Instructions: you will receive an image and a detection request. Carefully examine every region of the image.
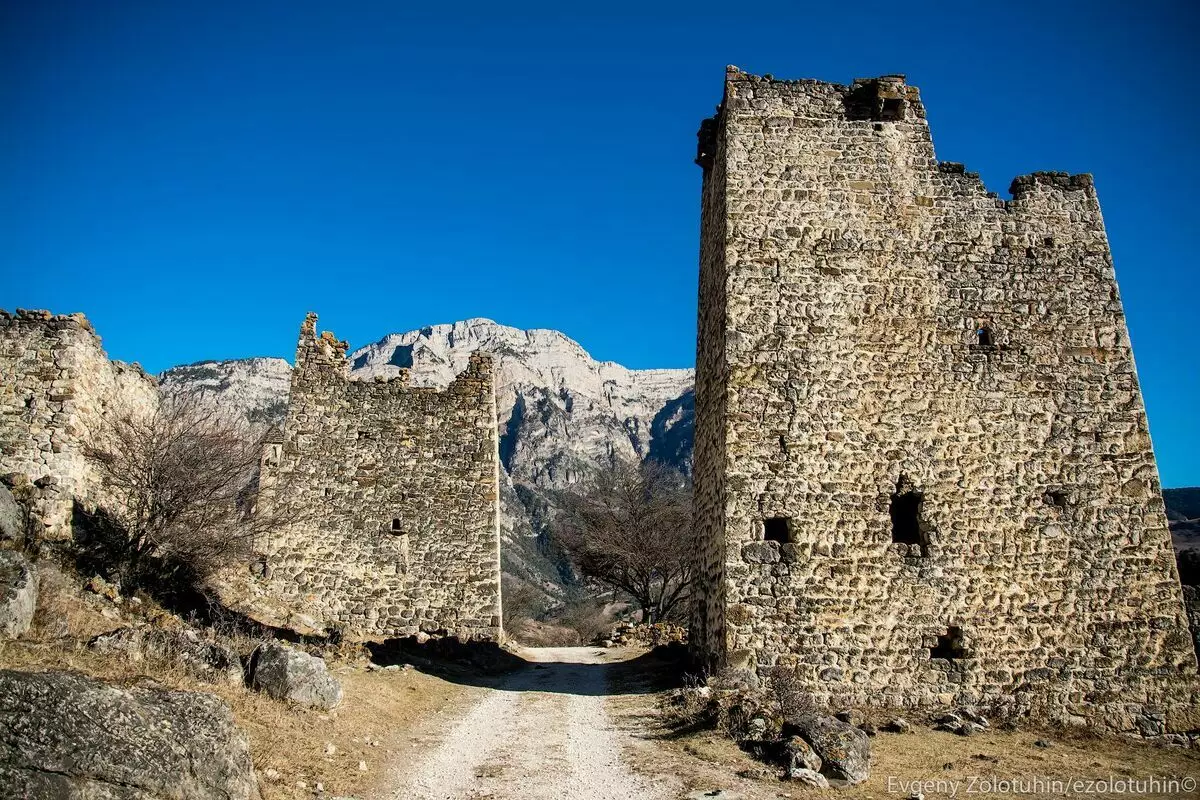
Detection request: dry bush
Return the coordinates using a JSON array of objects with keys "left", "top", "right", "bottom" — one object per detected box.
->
[
  {"left": 763, "top": 664, "right": 816, "bottom": 721},
  {"left": 552, "top": 460, "right": 693, "bottom": 625},
  {"left": 81, "top": 395, "right": 292, "bottom": 595}
]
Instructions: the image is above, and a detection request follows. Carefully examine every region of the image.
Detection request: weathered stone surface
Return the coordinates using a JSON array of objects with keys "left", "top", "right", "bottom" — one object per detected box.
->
[
  {"left": 251, "top": 641, "right": 342, "bottom": 709},
  {"left": 0, "top": 310, "right": 159, "bottom": 540},
  {"left": 233, "top": 314, "right": 502, "bottom": 642},
  {"left": 0, "top": 669, "right": 259, "bottom": 799},
  {"left": 88, "top": 626, "right": 244, "bottom": 686},
  {"left": 781, "top": 734, "right": 822, "bottom": 772},
  {"left": 689, "top": 68, "right": 1198, "bottom": 729},
  {"left": 787, "top": 767, "right": 830, "bottom": 788},
  {"left": 0, "top": 485, "right": 23, "bottom": 542},
  {"left": 782, "top": 714, "right": 871, "bottom": 786},
  {"left": 0, "top": 550, "right": 38, "bottom": 639}
]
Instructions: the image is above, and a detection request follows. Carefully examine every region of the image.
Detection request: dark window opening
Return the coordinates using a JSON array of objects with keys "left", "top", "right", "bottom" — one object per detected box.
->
[
  {"left": 930, "top": 626, "right": 968, "bottom": 660},
  {"left": 976, "top": 326, "right": 994, "bottom": 346},
  {"left": 873, "top": 122, "right": 884, "bottom": 132},
  {"left": 1025, "top": 246, "right": 1036, "bottom": 259},
  {"left": 389, "top": 518, "right": 403, "bottom": 534},
  {"left": 778, "top": 435, "right": 789, "bottom": 456},
  {"left": 1044, "top": 490, "right": 1069, "bottom": 511},
  {"left": 764, "top": 517, "right": 791, "bottom": 544},
  {"left": 880, "top": 98, "right": 905, "bottom": 121},
  {"left": 1043, "top": 236, "right": 1056, "bottom": 248},
  {"left": 890, "top": 480, "right": 927, "bottom": 554}
]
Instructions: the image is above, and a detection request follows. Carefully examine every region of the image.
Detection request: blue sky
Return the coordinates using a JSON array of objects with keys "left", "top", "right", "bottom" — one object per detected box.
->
[{"left": 1, "top": 1, "right": 1197, "bottom": 486}]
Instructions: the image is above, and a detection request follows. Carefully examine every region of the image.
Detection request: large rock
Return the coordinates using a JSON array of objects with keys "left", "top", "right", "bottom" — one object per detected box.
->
[
  {"left": 782, "top": 713, "right": 871, "bottom": 786},
  {"left": 0, "top": 550, "right": 38, "bottom": 639},
  {"left": 89, "top": 626, "right": 244, "bottom": 686},
  {"left": 0, "top": 669, "right": 260, "bottom": 799},
  {"left": 251, "top": 641, "right": 342, "bottom": 709}
]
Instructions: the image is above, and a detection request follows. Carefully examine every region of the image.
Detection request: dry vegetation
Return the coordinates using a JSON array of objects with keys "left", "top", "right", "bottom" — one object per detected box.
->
[
  {"left": 0, "top": 559, "right": 476, "bottom": 800},
  {"left": 610, "top": 651, "right": 1200, "bottom": 800}
]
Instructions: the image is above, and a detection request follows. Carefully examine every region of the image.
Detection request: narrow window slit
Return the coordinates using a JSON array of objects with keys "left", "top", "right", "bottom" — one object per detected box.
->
[
  {"left": 390, "top": 518, "right": 403, "bottom": 534},
  {"left": 976, "top": 326, "right": 994, "bottom": 347},
  {"left": 890, "top": 478, "right": 927, "bottom": 556}
]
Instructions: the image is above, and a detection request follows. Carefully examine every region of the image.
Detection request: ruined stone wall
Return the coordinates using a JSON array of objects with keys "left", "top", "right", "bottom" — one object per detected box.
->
[
  {"left": 691, "top": 68, "right": 1196, "bottom": 729},
  {"left": 249, "top": 314, "right": 502, "bottom": 641},
  {"left": 0, "top": 310, "right": 159, "bottom": 539}
]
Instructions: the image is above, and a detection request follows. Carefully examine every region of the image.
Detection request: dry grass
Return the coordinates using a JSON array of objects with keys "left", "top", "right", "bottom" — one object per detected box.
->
[{"left": 0, "top": 559, "right": 476, "bottom": 800}]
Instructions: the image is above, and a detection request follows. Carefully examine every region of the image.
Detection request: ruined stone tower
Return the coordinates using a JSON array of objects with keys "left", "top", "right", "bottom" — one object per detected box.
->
[
  {"left": 247, "top": 313, "right": 502, "bottom": 641},
  {"left": 691, "top": 68, "right": 1195, "bottom": 722}
]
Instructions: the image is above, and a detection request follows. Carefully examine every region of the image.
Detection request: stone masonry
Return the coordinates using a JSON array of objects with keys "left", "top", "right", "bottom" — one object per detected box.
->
[
  {"left": 247, "top": 313, "right": 502, "bottom": 641},
  {"left": 0, "top": 309, "right": 159, "bottom": 540},
  {"left": 691, "top": 69, "right": 1197, "bottom": 731}
]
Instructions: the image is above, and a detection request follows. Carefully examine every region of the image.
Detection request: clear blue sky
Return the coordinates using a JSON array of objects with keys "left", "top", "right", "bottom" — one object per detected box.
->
[{"left": 1, "top": 1, "right": 1197, "bottom": 486}]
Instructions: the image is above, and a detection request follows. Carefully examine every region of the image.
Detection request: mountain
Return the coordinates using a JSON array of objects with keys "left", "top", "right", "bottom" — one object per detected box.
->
[{"left": 159, "top": 319, "right": 696, "bottom": 599}]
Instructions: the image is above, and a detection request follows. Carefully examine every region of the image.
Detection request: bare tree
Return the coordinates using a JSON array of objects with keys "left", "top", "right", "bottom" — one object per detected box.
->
[
  {"left": 552, "top": 460, "right": 693, "bottom": 624},
  {"left": 83, "top": 396, "right": 281, "bottom": 590}
]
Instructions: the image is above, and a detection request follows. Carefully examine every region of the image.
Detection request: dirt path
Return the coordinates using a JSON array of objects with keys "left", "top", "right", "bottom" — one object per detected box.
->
[{"left": 386, "top": 646, "right": 678, "bottom": 800}]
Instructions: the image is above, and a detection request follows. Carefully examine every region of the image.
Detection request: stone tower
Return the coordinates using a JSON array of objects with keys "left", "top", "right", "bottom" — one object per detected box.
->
[
  {"left": 691, "top": 68, "right": 1195, "bottom": 723},
  {"left": 246, "top": 313, "right": 503, "bottom": 641}
]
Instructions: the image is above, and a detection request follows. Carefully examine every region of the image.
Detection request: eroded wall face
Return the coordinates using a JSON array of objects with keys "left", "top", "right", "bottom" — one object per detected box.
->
[
  {"left": 252, "top": 316, "right": 502, "bottom": 641},
  {"left": 696, "top": 70, "right": 1195, "bottom": 714},
  {"left": 0, "top": 310, "right": 159, "bottom": 538}
]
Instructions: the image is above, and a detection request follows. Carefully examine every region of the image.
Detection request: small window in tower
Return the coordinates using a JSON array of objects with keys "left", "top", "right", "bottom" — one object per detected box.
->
[
  {"left": 890, "top": 480, "right": 926, "bottom": 554},
  {"left": 764, "top": 517, "right": 791, "bottom": 544},
  {"left": 976, "top": 326, "right": 994, "bottom": 347},
  {"left": 1043, "top": 236, "right": 1056, "bottom": 248},
  {"left": 1044, "top": 490, "right": 1069, "bottom": 511},
  {"left": 880, "top": 98, "right": 905, "bottom": 121},
  {"left": 390, "top": 518, "right": 404, "bottom": 534},
  {"left": 779, "top": 435, "right": 789, "bottom": 456},
  {"left": 930, "top": 626, "right": 968, "bottom": 661}
]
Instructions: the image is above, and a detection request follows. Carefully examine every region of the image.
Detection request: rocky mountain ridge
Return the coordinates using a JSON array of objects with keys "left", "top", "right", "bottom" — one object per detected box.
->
[{"left": 159, "top": 319, "right": 695, "bottom": 596}]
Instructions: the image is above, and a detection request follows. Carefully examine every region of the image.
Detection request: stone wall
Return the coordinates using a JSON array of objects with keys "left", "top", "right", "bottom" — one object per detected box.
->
[
  {"left": 247, "top": 314, "right": 502, "bottom": 641},
  {"left": 691, "top": 68, "right": 1197, "bottom": 731},
  {"left": 0, "top": 309, "right": 159, "bottom": 539}
]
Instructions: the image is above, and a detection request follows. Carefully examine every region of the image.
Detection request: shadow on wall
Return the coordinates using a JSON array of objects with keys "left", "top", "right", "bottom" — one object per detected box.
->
[{"left": 364, "top": 637, "right": 688, "bottom": 697}]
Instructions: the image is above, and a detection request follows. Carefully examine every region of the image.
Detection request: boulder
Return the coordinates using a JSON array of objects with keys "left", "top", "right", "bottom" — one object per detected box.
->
[
  {"left": 89, "top": 626, "right": 244, "bottom": 686},
  {"left": 251, "top": 641, "right": 342, "bottom": 709},
  {"left": 0, "top": 669, "right": 260, "bottom": 799},
  {"left": 882, "top": 717, "right": 912, "bottom": 733},
  {"left": 782, "top": 713, "right": 871, "bottom": 786},
  {"left": 0, "top": 550, "right": 38, "bottom": 639},
  {"left": 782, "top": 735, "right": 822, "bottom": 772}
]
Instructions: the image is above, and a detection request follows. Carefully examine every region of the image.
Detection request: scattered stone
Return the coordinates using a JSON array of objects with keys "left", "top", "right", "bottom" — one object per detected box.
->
[
  {"left": 882, "top": 717, "right": 912, "bottom": 733},
  {"left": 85, "top": 574, "right": 122, "bottom": 603},
  {"left": 787, "top": 767, "right": 830, "bottom": 788},
  {"left": 834, "top": 709, "right": 861, "bottom": 726},
  {"left": 89, "top": 626, "right": 244, "bottom": 686},
  {"left": 0, "top": 668, "right": 258, "bottom": 799},
  {"left": 357, "top": 760, "right": 368, "bottom": 772},
  {"left": 251, "top": 641, "right": 343, "bottom": 709},
  {"left": 324, "top": 742, "right": 337, "bottom": 755},
  {"left": 1034, "top": 739, "right": 1052, "bottom": 748},
  {"left": 861, "top": 722, "right": 878, "bottom": 737},
  {"left": 264, "top": 768, "right": 281, "bottom": 782},
  {"left": 0, "top": 550, "right": 38, "bottom": 639},
  {"left": 782, "top": 713, "right": 871, "bottom": 785},
  {"left": 735, "top": 767, "right": 775, "bottom": 780},
  {"left": 685, "top": 791, "right": 742, "bottom": 800}
]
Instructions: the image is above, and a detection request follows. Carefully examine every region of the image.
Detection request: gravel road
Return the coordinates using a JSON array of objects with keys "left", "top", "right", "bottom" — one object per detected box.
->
[{"left": 388, "top": 646, "right": 675, "bottom": 800}]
